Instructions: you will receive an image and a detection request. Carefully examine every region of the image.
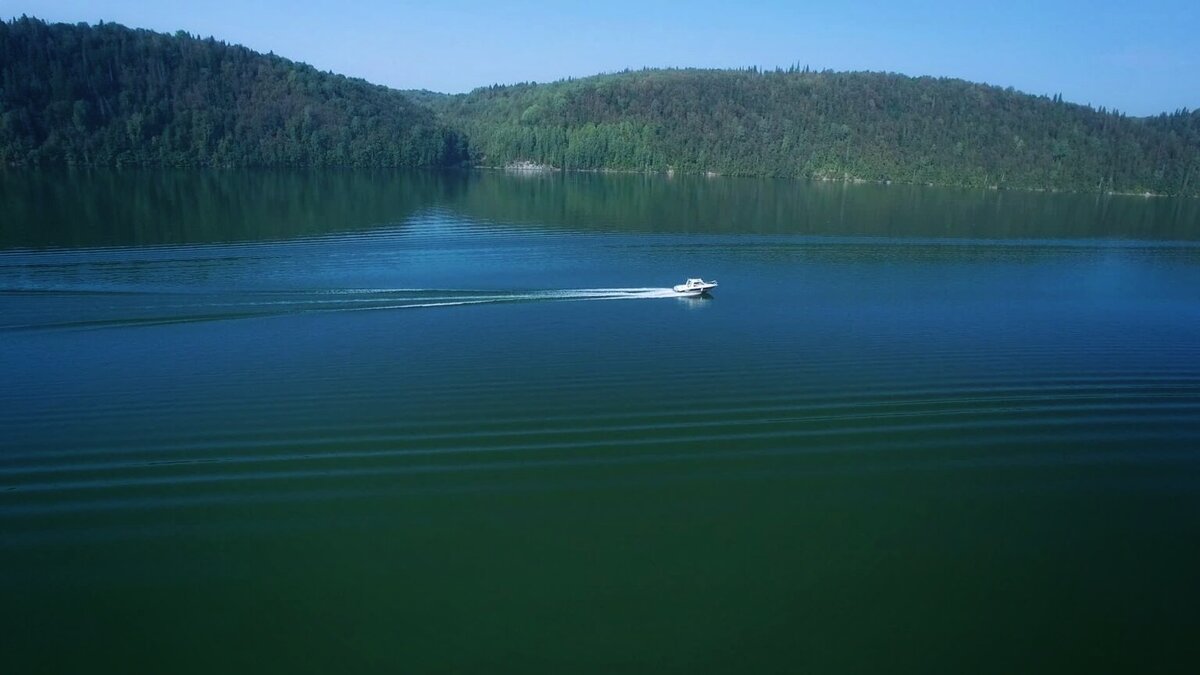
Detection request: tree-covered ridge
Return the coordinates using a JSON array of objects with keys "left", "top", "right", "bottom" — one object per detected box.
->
[
  {"left": 438, "top": 68, "right": 1200, "bottom": 196},
  {"left": 0, "top": 17, "right": 466, "bottom": 167},
  {"left": 3, "top": 18, "right": 1197, "bottom": 195}
]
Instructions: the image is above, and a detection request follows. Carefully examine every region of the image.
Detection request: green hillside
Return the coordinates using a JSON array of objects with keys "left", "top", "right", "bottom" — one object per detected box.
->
[
  {"left": 0, "top": 17, "right": 465, "bottom": 167},
  {"left": 438, "top": 68, "right": 1199, "bottom": 195},
  {"left": 2, "top": 18, "right": 1197, "bottom": 195}
]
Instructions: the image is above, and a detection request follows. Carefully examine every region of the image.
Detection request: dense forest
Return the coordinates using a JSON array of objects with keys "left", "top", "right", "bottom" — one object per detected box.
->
[
  {"left": 2, "top": 17, "right": 1198, "bottom": 194},
  {"left": 436, "top": 69, "right": 1200, "bottom": 196},
  {"left": 0, "top": 17, "right": 465, "bottom": 167}
]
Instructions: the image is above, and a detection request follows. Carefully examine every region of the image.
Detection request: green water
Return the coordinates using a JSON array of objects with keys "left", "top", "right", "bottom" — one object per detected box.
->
[{"left": 2, "top": 170, "right": 1199, "bottom": 673}]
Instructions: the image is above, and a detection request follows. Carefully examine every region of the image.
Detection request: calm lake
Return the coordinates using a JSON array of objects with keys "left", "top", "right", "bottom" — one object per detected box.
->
[{"left": 3, "top": 169, "right": 1199, "bottom": 673}]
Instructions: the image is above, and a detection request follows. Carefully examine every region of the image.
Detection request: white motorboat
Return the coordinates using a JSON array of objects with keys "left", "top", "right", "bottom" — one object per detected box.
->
[{"left": 672, "top": 278, "right": 718, "bottom": 295}]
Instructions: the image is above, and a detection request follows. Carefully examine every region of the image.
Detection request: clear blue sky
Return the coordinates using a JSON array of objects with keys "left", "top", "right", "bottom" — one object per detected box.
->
[{"left": 9, "top": 0, "right": 1198, "bottom": 116}]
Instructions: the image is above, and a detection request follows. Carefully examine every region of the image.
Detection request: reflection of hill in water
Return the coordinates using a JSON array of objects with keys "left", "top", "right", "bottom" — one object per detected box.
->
[
  {"left": 2, "top": 169, "right": 1196, "bottom": 249},
  {"left": 0, "top": 169, "right": 451, "bottom": 249},
  {"left": 445, "top": 171, "right": 1200, "bottom": 241}
]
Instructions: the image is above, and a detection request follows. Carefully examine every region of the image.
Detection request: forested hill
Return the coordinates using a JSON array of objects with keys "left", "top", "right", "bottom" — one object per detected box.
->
[
  {"left": 438, "top": 69, "right": 1200, "bottom": 196},
  {"left": 0, "top": 18, "right": 465, "bottom": 167},
  {"left": 3, "top": 18, "right": 1198, "bottom": 195}
]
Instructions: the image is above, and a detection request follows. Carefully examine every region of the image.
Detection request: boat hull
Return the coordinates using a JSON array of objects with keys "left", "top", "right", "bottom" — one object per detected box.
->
[{"left": 672, "top": 284, "right": 717, "bottom": 294}]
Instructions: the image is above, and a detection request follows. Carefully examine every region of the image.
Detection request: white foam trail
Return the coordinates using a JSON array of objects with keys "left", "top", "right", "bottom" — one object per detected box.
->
[
  {"left": 168, "top": 288, "right": 686, "bottom": 311},
  {"left": 334, "top": 287, "right": 689, "bottom": 312},
  {"left": 6, "top": 287, "right": 700, "bottom": 331}
]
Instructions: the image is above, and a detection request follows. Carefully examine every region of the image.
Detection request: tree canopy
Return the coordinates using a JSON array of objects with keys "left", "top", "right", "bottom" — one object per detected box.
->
[
  {"left": 0, "top": 17, "right": 466, "bottom": 167},
  {"left": 436, "top": 68, "right": 1199, "bottom": 195},
  {"left": 3, "top": 18, "right": 1197, "bottom": 195}
]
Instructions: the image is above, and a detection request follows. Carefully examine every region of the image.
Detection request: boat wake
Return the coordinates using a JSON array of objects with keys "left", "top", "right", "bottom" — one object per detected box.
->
[
  {"left": 1, "top": 287, "right": 697, "bottom": 331},
  {"left": 330, "top": 287, "right": 685, "bottom": 310}
]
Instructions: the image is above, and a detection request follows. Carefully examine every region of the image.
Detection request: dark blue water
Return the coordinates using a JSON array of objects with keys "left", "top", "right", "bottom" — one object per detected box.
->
[{"left": 2, "top": 170, "right": 1199, "bottom": 673}]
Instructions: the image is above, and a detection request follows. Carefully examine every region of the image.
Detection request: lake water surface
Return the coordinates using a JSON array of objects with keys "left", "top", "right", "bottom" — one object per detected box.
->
[{"left": 3, "top": 170, "right": 1199, "bottom": 673}]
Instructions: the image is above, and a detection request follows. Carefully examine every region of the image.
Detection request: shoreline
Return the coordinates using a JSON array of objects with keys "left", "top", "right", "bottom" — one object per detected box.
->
[
  {"left": 479, "top": 163, "right": 1188, "bottom": 198},
  {"left": 3, "top": 161, "right": 1189, "bottom": 199}
]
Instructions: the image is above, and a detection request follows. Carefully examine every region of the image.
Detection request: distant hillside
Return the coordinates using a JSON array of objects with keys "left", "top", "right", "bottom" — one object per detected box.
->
[
  {"left": 3, "top": 18, "right": 1197, "bottom": 195},
  {"left": 436, "top": 69, "right": 1200, "bottom": 195},
  {"left": 0, "top": 17, "right": 465, "bottom": 167}
]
